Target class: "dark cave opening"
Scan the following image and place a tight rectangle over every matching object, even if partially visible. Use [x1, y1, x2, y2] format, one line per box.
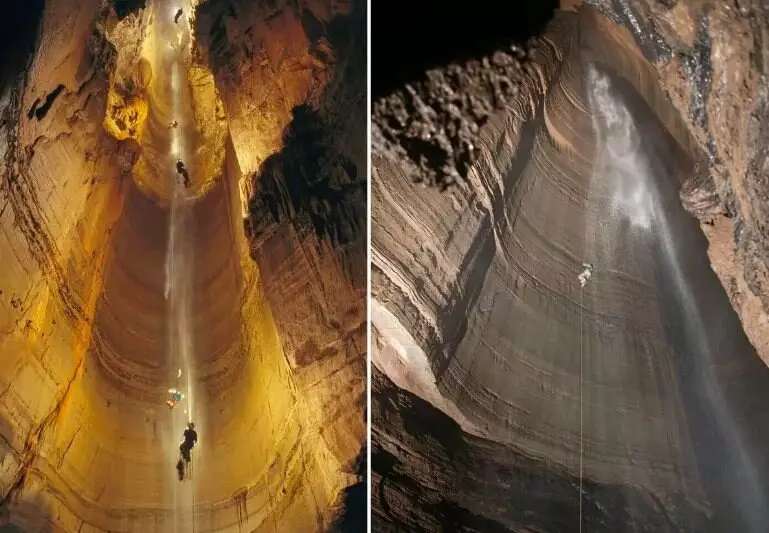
[248, 104, 365, 248]
[0, 0, 45, 93]
[112, 0, 147, 20]
[371, 0, 558, 98]
[329, 450, 367, 532]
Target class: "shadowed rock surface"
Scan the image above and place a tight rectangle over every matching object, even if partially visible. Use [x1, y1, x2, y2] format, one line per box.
[0, 0, 365, 530]
[372, 2, 769, 531]
[372, 370, 708, 532]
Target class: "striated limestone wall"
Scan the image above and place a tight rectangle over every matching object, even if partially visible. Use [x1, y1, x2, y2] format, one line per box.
[0, 0, 365, 530]
[372, 5, 769, 531]
[240, 0, 368, 502]
[583, 0, 769, 367]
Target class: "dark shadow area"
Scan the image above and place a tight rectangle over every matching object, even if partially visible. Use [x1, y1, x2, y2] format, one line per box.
[0, 0, 45, 94]
[29, 84, 65, 121]
[0, 503, 43, 533]
[247, 104, 365, 247]
[0, 507, 21, 533]
[329, 447, 366, 532]
[0, 414, 19, 514]
[112, 0, 147, 20]
[372, 0, 558, 98]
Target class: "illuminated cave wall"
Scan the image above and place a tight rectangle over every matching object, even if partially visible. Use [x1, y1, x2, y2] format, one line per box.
[0, 0, 365, 531]
[371, 3, 769, 532]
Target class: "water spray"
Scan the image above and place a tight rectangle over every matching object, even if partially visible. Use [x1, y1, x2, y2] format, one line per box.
[586, 63, 769, 532]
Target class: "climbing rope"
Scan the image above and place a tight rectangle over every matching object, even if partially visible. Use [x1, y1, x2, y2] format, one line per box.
[579, 285, 584, 533]
[191, 454, 196, 533]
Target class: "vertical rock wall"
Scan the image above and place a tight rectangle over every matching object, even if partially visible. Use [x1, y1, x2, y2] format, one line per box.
[372, 5, 769, 531]
[0, 0, 366, 530]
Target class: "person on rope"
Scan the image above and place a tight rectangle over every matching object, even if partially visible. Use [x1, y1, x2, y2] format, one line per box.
[179, 422, 197, 462]
[168, 119, 178, 129]
[578, 262, 594, 288]
[174, 8, 184, 23]
[176, 457, 185, 481]
[166, 388, 183, 409]
[176, 159, 191, 188]
[176, 422, 197, 481]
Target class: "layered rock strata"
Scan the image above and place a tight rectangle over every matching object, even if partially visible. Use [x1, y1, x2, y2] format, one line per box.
[0, 0, 365, 530]
[373, 5, 769, 531]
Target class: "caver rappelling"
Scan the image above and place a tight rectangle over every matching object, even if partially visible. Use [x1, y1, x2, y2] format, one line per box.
[578, 262, 594, 288]
[176, 159, 191, 188]
[176, 422, 198, 481]
[576, 260, 594, 531]
[166, 370, 185, 409]
[166, 388, 184, 409]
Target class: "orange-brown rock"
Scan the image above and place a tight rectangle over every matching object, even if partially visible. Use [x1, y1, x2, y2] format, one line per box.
[0, 0, 365, 531]
[372, 3, 769, 531]
[195, 0, 353, 178]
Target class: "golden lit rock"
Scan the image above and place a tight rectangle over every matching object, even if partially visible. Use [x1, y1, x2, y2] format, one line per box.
[185, 63, 228, 198]
[195, 0, 343, 177]
[137, 57, 153, 89]
[0, 0, 365, 530]
[103, 88, 148, 141]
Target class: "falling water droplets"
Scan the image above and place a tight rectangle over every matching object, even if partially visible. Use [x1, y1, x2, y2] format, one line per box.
[588, 66, 655, 232]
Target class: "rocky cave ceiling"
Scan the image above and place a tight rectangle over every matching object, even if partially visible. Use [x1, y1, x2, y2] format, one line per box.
[372, 1, 769, 532]
[0, 0, 366, 531]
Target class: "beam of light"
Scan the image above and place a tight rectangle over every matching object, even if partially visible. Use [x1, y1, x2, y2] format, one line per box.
[158, 3, 199, 526]
[171, 135, 180, 158]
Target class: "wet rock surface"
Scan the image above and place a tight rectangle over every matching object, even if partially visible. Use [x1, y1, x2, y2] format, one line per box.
[372, 3, 769, 531]
[583, 0, 769, 374]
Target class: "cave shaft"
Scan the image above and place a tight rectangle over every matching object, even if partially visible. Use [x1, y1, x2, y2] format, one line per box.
[372, 8, 769, 531]
[0, 0, 366, 530]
